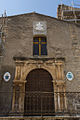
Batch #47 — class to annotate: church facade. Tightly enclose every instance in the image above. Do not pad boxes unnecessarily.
[0,6,80,120]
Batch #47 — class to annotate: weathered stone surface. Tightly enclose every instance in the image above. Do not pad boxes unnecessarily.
[0,12,80,116]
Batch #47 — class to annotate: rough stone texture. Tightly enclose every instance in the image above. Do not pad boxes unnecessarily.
[0,117,79,120]
[0,12,80,115]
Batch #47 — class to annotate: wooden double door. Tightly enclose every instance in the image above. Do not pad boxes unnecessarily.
[24,69,55,115]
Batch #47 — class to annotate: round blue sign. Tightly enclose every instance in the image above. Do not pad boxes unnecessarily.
[66,72,74,81]
[3,72,11,82]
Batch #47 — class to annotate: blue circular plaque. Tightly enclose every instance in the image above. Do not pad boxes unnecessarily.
[66,72,74,81]
[3,72,11,82]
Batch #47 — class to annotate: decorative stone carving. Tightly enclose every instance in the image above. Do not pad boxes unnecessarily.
[33,21,47,35]
[12,58,67,114]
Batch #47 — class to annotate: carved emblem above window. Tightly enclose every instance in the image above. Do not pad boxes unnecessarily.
[33,21,47,35]
[34,22,45,31]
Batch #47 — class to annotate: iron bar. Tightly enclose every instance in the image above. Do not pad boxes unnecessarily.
[0,92,80,116]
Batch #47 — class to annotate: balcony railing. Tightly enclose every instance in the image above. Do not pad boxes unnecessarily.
[0,92,80,116]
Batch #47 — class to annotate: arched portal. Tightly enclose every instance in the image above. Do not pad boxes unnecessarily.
[24,68,55,115]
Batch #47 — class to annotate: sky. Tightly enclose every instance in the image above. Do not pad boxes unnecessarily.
[0,0,80,18]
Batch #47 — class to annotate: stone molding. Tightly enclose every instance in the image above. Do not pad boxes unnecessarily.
[12,58,67,114]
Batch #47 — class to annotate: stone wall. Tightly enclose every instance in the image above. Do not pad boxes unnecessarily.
[0,12,80,114]
[2,12,80,92]
[0,117,79,120]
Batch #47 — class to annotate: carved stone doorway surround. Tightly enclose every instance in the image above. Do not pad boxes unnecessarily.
[12,57,67,114]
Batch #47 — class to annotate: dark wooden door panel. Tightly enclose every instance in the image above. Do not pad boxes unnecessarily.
[26,69,53,92]
[24,69,54,115]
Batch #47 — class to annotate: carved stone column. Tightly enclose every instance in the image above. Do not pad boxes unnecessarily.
[12,61,26,115]
[54,61,67,112]
[55,82,66,112]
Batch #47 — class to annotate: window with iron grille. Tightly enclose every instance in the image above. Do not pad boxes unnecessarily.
[33,37,47,56]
